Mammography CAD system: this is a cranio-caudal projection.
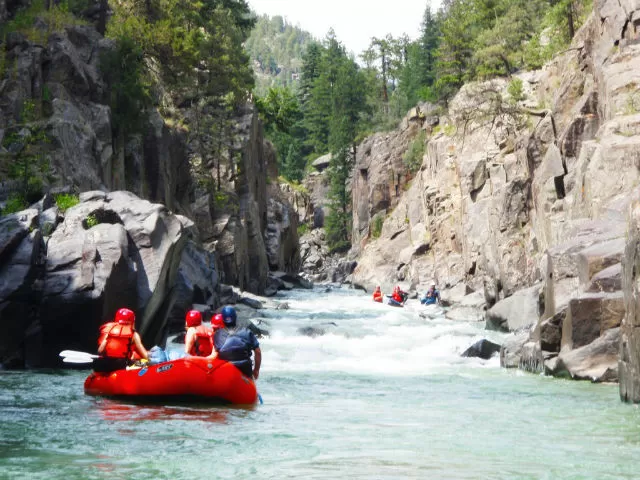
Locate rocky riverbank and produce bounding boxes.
[343,0,640,398]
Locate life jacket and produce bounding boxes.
[373,291,383,302]
[214,328,254,363]
[392,291,404,303]
[189,325,213,356]
[98,322,140,360]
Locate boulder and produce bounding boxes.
[561,291,624,350]
[445,291,486,322]
[500,328,532,368]
[539,309,565,353]
[461,339,501,359]
[271,271,313,289]
[587,263,622,293]
[577,238,625,288]
[312,153,331,172]
[440,283,474,307]
[14,191,191,366]
[620,189,640,402]
[485,284,542,332]
[550,328,620,382]
[167,240,218,332]
[0,209,44,367]
[264,193,300,273]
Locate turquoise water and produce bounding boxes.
[2,288,640,479]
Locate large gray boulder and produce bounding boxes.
[549,327,620,382]
[0,191,214,367]
[0,210,43,367]
[485,284,542,332]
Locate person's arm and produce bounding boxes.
[133,332,149,360]
[252,347,261,380]
[184,328,195,355]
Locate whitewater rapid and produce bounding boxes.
[259,287,505,376]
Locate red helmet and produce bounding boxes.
[185,310,202,328]
[211,313,224,329]
[115,308,135,325]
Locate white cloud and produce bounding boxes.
[248,0,441,57]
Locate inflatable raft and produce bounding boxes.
[84,356,258,404]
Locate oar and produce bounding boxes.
[60,350,100,359]
[59,350,100,364]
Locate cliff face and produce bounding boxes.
[0,19,300,366]
[351,0,640,393]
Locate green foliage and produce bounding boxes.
[0,0,85,44]
[84,213,99,229]
[246,15,315,94]
[403,130,426,173]
[100,36,150,135]
[371,215,384,239]
[297,223,309,237]
[508,78,525,105]
[256,87,301,134]
[55,193,79,213]
[2,99,50,202]
[1,195,28,216]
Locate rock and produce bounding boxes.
[271,271,313,289]
[461,339,501,359]
[445,291,486,322]
[620,189,640,402]
[331,260,357,284]
[500,328,532,369]
[4,192,192,366]
[167,240,218,332]
[275,302,289,310]
[239,296,263,310]
[539,309,565,353]
[577,238,625,288]
[219,284,240,305]
[518,341,544,373]
[312,153,331,171]
[550,328,620,382]
[39,207,60,236]
[561,291,624,350]
[587,263,622,293]
[298,326,325,337]
[485,284,542,332]
[440,283,474,307]
[264,192,300,273]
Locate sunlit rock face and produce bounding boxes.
[351,0,640,387]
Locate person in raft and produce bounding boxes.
[391,285,407,305]
[421,282,441,305]
[207,306,262,380]
[96,307,149,371]
[373,285,383,303]
[211,312,225,331]
[184,309,213,357]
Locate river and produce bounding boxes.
[1,287,640,479]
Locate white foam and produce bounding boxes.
[261,289,504,377]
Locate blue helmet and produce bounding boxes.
[221,305,237,327]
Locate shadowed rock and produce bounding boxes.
[462,339,501,359]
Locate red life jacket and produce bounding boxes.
[392,291,403,303]
[373,291,383,302]
[98,322,139,360]
[189,325,213,357]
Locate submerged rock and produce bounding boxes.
[462,339,501,360]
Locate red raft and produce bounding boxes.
[84,356,258,404]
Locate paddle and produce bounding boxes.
[59,350,99,364]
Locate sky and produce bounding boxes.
[247,0,440,57]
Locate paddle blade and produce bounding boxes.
[59,350,99,359]
[62,356,94,364]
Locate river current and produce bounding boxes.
[2,287,640,479]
